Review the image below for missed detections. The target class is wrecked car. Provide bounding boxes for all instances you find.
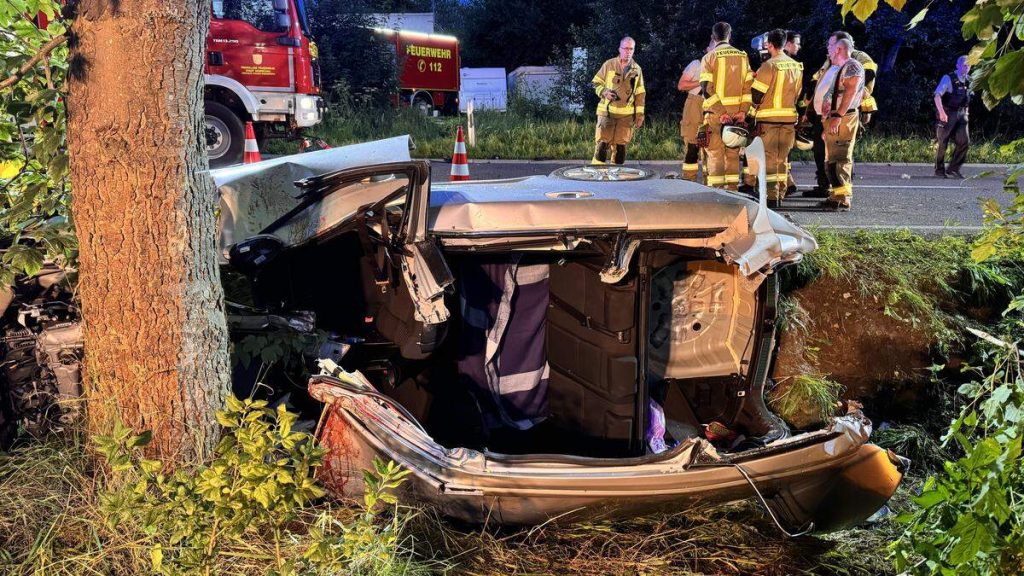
[212,136,906,532]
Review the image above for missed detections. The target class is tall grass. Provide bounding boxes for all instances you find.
[286,105,1024,164]
[1,435,911,575]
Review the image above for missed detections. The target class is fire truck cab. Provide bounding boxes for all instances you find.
[206,0,323,167]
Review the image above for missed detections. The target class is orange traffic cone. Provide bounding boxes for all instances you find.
[243,121,261,164]
[450,126,469,181]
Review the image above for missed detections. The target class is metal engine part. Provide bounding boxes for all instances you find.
[0,271,83,448]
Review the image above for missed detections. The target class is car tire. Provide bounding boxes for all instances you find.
[549,165,657,181]
[205,101,245,168]
[413,95,433,116]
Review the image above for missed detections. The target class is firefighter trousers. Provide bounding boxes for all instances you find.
[593,114,634,165]
[680,96,704,181]
[823,112,859,203]
[759,123,795,200]
[706,119,741,190]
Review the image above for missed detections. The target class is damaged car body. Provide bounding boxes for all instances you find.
[213,136,906,533]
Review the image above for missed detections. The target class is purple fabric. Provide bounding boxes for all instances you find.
[458,255,550,430]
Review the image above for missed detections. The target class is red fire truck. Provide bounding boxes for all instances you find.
[206,0,323,167]
[374,28,460,116]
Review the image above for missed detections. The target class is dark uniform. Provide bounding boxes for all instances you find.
[935,72,971,177]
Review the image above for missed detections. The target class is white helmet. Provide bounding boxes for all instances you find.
[795,132,814,151]
[722,125,750,149]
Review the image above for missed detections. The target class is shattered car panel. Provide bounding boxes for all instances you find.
[206,136,901,531]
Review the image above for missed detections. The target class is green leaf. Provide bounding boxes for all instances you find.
[987,50,1024,100]
[948,514,996,564]
[150,544,163,571]
[906,7,928,29]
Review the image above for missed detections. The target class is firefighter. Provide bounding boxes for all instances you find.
[812,36,865,210]
[591,36,646,165]
[783,31,802,197]
[749,29,802,208]
[677,41,712,181]
[800,31,878,197]
[933,55,971,179]
[699,22,753,191]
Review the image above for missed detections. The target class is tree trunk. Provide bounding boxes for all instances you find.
[66,0,230,462]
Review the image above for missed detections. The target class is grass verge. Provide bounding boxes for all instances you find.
[283,106,1024,164]
[2,434,914,576]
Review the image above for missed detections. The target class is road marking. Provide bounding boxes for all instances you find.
[851,185,982,189]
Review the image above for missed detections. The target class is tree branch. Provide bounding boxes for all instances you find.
[0,34,67,91]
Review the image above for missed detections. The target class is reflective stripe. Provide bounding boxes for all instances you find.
[607,103,641,114]
[635,85,646,95]
[591,157,607,165]
[244,140,259,153]
[773,68,785,110]
[702,93,721,110]
[716,55,727,101]
[453,141,466,154]
[745,71,754,82]
[754,108,797,118]
[699,72,713,82]
[741,94,752,104]
[751,79,770,93]
[682,163,699,170]
[831,184,852,196]
[862,61,878,72]
[764,174,788,182]
[634,105,645,113]
[724,174,741,183]
[707,175,727,185]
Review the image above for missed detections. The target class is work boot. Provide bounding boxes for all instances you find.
[819,198,851,212]
[785,184,797,197]
[934,169,947,178]
[802,185,829,198]
[767,199,782,210]
[946,170,964,179]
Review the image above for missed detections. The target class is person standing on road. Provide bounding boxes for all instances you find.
[678,41,712,181]
[591,36,646,165]
[750,29,802,208]
[699,22,753,191]
[933,55,972,179]
[783,31,802,197]
[813,36,865,211]
[800,32,877,198]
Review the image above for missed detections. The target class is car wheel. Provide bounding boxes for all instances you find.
[205,101,245,168]
[549,165,657,181]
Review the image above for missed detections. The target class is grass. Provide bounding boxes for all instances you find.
[791,229,1018,349]
[1,434,913,576]
[278,105,1024,164]
[768,375,844,430]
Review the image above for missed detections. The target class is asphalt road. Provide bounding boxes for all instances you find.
[430,160,1015,233]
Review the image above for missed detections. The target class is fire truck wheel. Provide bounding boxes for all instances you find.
[205,101,245,168]
[413,95,434,116]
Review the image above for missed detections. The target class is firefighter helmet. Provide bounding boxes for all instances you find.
[721,125,750,149]
[795,131,814,151]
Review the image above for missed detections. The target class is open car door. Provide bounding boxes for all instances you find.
[224,159,453,327]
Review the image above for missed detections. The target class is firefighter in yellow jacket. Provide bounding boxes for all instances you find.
[699,22,753,190]
[591,36,646,165]
[749,29,802,207]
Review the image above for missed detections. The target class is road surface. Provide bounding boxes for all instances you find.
[429,160,1014,233]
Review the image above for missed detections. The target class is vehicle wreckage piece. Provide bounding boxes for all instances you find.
[308,376,905,531]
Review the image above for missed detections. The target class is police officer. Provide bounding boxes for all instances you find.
[700,22,753,190]
[750,29,803,208]
[933,56,971,179]
[591,36,646,165]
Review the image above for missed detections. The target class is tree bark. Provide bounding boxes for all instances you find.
[66,0,230,462]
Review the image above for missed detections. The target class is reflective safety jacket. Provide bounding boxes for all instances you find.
[700,42,753,117]
[591,58,646,117]
[751,54,803,123]
[807,49,878,113]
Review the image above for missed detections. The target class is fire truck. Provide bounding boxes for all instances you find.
[206,0,323,167]
[374,28,460,116]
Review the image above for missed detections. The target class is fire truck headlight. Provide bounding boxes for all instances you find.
[298,96,317,110]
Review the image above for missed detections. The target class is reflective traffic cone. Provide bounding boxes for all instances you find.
[450,126,469,181]
[243,121,261,164]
